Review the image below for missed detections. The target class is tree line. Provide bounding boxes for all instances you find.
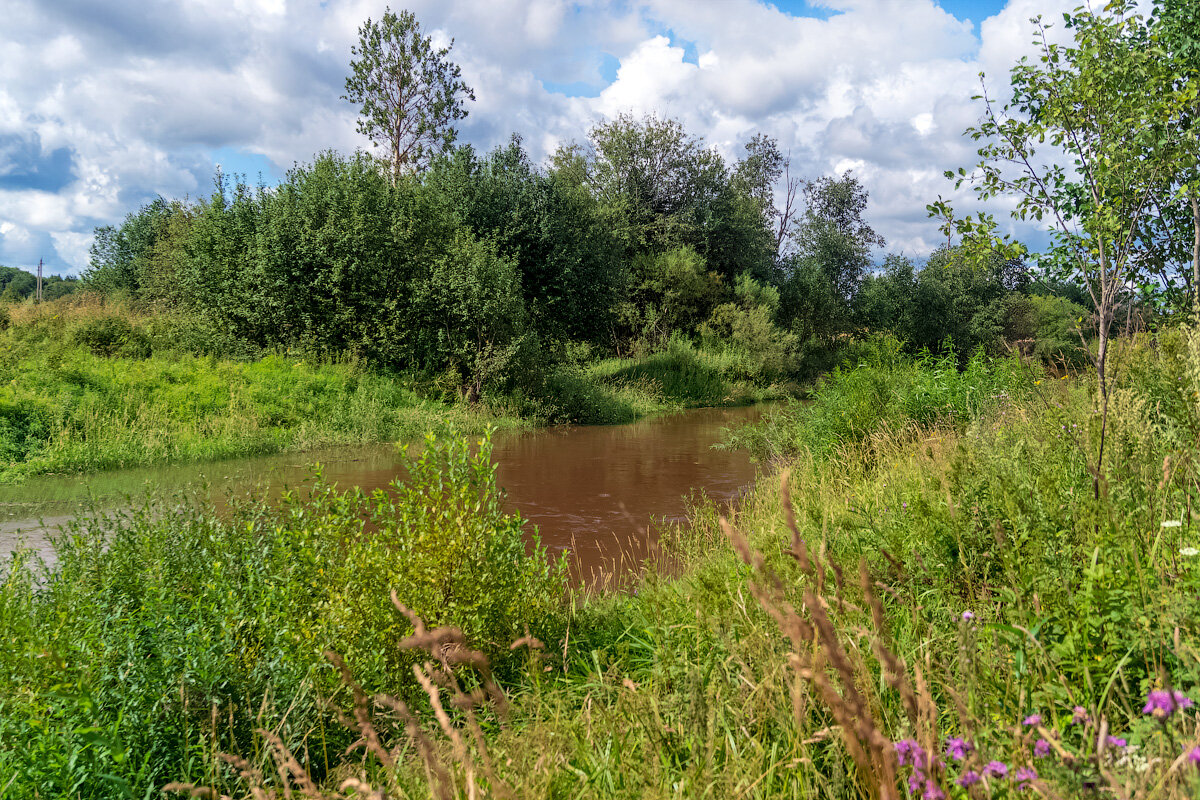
[78,1,1199,399]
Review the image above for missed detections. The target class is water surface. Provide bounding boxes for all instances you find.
[0,405,764,580]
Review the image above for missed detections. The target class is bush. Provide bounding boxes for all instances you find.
[0,429,565,797]
[70,314,151,358]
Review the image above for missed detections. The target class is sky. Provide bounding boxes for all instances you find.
[0,0,1078,276]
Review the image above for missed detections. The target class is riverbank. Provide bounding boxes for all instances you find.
[0,298,786,483]
[4,330,1198,797]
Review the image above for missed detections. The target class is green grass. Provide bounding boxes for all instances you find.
[0,346,523,482]
[8,311,1200,797]
[0,300,788,483]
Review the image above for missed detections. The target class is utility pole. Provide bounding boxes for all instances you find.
[36,258,43,302]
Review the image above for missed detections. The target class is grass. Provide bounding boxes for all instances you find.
[0,299,786,483]
[5,309,1199,797]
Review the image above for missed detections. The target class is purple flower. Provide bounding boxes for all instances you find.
[908,771,925,794]
[945,737,971,761]
[984,761,1009,778]
[1034,739,1051,758]
[961,610,975,621]
[956,771,981,788]
[895,739,925,768]
[1107,736,1127,749]
[1071,706,1088,724]
[1142,690,1193,719]
[1188,746,1200,766]
[1015,767,1038,788]
[1023,713,1042,726]
[922,784,945,800]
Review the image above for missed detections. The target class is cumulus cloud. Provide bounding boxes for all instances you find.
[0,0,1077,274]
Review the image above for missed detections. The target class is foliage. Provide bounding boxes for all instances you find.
[619,246,723,349]
[941,1,1188,398]
[343,6,474,180]
[0,430,565,797]
[780,172,884,346]
[857,246,1030,360]
[424,138,626,344]
[0,264,79,301]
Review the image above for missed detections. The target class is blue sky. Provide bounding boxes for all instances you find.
[0,0,1067,276]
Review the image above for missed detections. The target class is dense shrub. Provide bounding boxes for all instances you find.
[0,430,565,797]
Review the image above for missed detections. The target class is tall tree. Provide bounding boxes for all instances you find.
[1152,0,1200,311]
[935,1,1186,500]
[343,7,474,182]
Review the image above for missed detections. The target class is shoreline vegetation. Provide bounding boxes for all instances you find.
[4,1,1200,795]
[0,295,784,484]
[2,329,1199,797]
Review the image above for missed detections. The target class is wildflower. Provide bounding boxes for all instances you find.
[1161,520,1182,528]
[1180,547,1199,557]
[1188,746,1200,766]
[1142,690,1193,719]
[895,739,925,767]
[1023,713,1042,726]
[922,784,945,800]
[961,610,975,621]
[956,771,981,787]
[984,761,1008,778]
[1071,706,1088,724]
[1107,736,1127,749]
[1034,739,1051,758]
[908,772,925,794]
[945,737,971,761]
[1015,767,1038,788]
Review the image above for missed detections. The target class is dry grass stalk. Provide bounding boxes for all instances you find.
[721,471,949,800]
[166,597,521,799]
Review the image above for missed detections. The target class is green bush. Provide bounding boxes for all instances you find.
[70,314,151,358]
[0,429,565,798]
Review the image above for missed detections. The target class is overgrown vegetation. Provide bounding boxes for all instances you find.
[4,1,1200,796]
[5,328,1199,798]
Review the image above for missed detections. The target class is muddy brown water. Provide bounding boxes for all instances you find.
[0,405,765,582]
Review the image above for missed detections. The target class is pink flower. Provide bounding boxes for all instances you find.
[1107,736,1127,749]
[984,761,1008,778]
[961,610,975,621]
[1023,713,1042,726]
[1071,706,1087,724]
[1014,766,1038,789]
[1034,739,1051,758]
[1188,746,1200,767]
[895,739,925,768]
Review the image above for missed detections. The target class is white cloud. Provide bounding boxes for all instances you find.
[0,0,1082,274]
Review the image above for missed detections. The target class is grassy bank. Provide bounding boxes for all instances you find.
[3,327,1198,798]
[0,298,781,482]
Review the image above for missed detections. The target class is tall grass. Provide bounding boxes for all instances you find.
[0,431,565,797]
[5,318,1200,798]
[161,326,1198,799]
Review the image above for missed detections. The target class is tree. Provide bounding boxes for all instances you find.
[779,172,883,344]
[734,134,800,260]
[343,7,474,182]
[1151,0,1200,311]
[939,3,1178,403]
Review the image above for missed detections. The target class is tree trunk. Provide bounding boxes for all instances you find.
[1191,193,1199,314]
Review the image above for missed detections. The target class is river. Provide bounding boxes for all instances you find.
[0,404,764,582]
